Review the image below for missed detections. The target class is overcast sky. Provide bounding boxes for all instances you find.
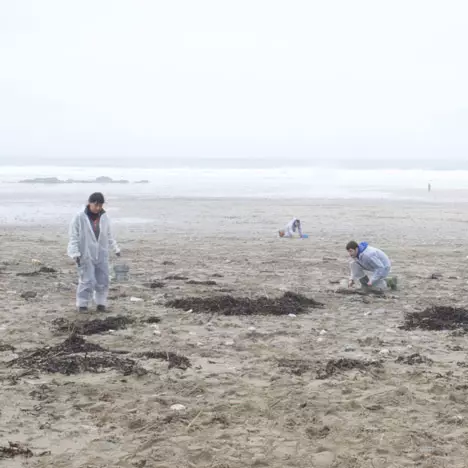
[0,1,467,164]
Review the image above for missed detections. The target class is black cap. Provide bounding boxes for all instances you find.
[88,192,105,204]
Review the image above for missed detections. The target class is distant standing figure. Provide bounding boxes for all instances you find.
[428,183,431,192]
[68,192,121,313]
[346,241,391,291]
[279,218,303,238]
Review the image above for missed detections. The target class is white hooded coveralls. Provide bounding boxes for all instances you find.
[283,218,303,238]
[68,210,120,307]
[350,243,391,290]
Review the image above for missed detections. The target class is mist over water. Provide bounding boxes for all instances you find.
[2,158,468,226]
[2,155,468,171]
[1,162,468,215]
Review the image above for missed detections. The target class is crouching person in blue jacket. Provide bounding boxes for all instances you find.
[346,240,393,291]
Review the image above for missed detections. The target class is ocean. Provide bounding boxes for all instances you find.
[0,163,467,224]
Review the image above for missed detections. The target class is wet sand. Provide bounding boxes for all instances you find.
[1,198,468,467]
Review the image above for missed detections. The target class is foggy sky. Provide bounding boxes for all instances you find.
[1,1,467,165]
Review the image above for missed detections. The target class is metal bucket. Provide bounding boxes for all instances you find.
[113,263,130,282]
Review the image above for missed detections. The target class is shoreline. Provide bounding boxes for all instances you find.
[0,196,462,228]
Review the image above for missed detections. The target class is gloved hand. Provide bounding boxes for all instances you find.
[75,257,81,266]
[116,252,121,257]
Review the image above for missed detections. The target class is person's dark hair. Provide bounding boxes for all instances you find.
[346,240,359,250]
[88,192,105,204]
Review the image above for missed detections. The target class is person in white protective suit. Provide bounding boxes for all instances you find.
[68,193,121,312]
[279,218,303,238]
[346,240,394,291]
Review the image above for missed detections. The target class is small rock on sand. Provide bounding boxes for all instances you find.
[170,404,186,411]
[21,291,37,300]
[130,297,144,302]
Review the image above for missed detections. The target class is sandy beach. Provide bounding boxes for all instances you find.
[2,197,468,468]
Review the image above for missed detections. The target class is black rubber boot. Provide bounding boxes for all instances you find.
[359,276,370,287]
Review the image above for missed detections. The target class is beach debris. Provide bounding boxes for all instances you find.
[170,404,186,411]
[401,306,468,332]
[8,334,145,376]
[448,415,464,425]
[212,273,224,278]
[165,274,188,280]
[31,259,42,266]
[144,316,161,324]
[448,345,463,351]
[316,358,382,380]
[16,266,57,277]
[306,425,331,439]
[20,291,37,300]
[162,261,176,265]
[358,337,384,347]
[186,280,217,286]
[343,345,355,352]
[0,442,33,459]
[224,340,235,346]
[278,358,312,376]
[379,349,390,356]
[39,266,57,273]
[52,315,134,335]
[108,290,128,300]
[130,297,144,302]
[248,326,256,332]
[430,273,443,280]
[0,343,15,352]
[288,313,297,318]
[334,287,384,297]
[135,351,191,370]
[166,292,323,316]
[396,353,433,365]
[317,337,324,343]
[143,281,164,289]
